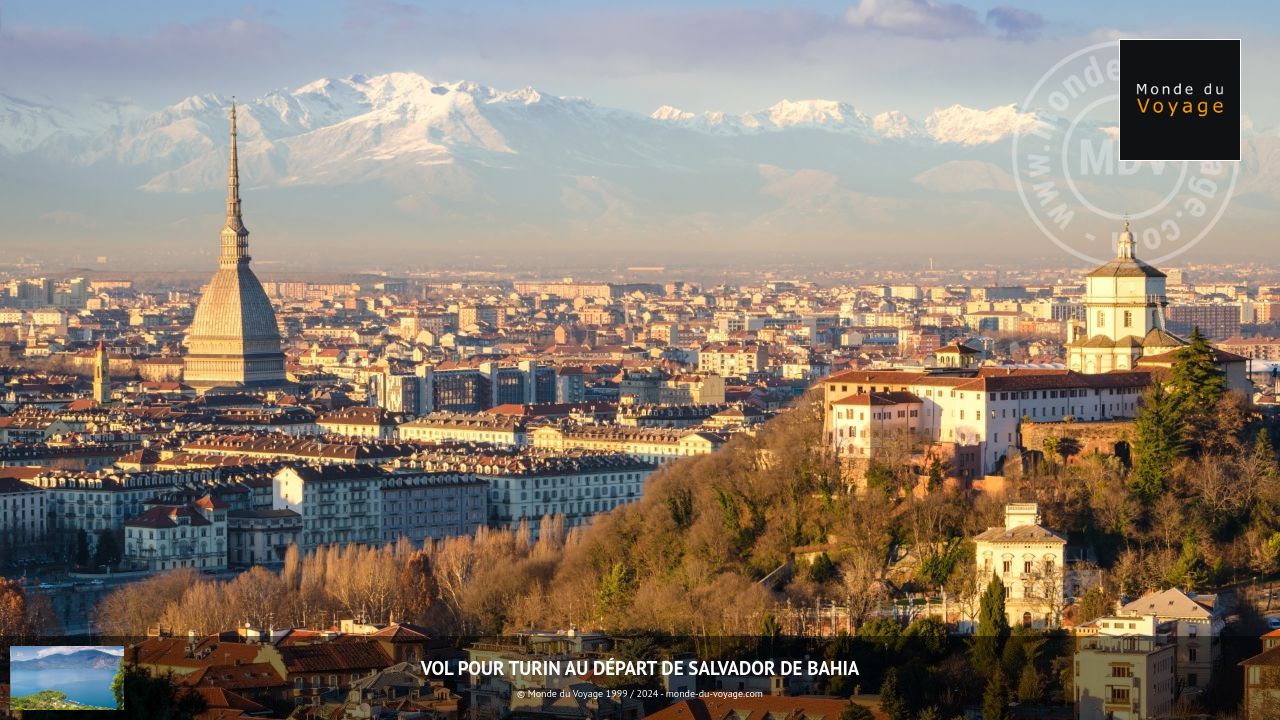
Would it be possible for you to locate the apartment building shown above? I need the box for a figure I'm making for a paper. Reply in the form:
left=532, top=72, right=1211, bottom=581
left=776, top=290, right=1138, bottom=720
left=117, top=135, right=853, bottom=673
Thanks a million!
left=1074, top=614, right=1177, bottom=720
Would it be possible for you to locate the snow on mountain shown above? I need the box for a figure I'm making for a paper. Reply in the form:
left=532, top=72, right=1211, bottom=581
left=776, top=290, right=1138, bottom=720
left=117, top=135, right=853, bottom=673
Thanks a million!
left=872, top=110, right=926, bottom=141
left=649, top=98, right=1037, bottom=145
left=924, top=103, right=1042, bottom=146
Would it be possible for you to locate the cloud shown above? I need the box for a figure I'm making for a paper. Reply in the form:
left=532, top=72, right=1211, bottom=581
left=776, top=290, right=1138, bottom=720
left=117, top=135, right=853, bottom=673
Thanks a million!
left=985, top=6, right=1045, bottom=41
left=845, top=0, right=984, bottom=40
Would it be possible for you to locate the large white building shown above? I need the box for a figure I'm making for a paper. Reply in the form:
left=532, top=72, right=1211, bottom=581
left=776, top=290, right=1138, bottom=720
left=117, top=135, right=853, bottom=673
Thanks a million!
left=973, top=503, right=1067, bottom=629
left=381, top=471, right=488, bottom=544
left=398, top=413, right=529, bottom=447
left=824, top=367, right=1148, bottom=477
left=824, top=223, right=1251, bottom=479
left=273, top=464, right=385, bottom=551
left=529, top=425, right=726, bottom=465
left=479, top=453, right=655, bottom=537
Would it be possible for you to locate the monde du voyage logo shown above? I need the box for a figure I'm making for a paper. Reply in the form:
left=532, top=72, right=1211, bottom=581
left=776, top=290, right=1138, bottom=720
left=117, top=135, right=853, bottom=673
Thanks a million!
left=1120, top=39, right=1241, bottom=161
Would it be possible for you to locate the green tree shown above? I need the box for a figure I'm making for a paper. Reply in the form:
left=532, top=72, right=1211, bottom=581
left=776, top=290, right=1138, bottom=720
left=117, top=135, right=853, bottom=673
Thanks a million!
left=1169, top=327, right=1227, bottom=411
left=878, top=667, right=911, bottom=720
left=1042, top=436, right=1060, bottom=470
left=596, top=562, right=634, bottom=615
left=94, top=529, right=120, bottom=568
left=115, top=663, right=207, bottom=720
left=808, top=552, right=837, bottom=584
left=982, top=670, right=1011, bottom=720
left=903, top=616, right=948, bottom=658
left=74, top=528, right=91, bottom=567
left=975, top=572, right=1010, bottom=669
left=1166, top=532, right=1209, bottom=591
left=1131, top=381, right=1185, bottom=503
left=1168, top=327, right=1227, bottom=454
left=1017, top=664, right=1043, bottom=703
left=1074, top=586, right=1115, bottom=625
left=926, top=456, right=946, bottom=491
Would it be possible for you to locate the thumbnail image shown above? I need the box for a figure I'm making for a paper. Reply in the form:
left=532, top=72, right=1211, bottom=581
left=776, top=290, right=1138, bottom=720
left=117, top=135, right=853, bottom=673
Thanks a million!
left=7, top=647, right=122, bottom=712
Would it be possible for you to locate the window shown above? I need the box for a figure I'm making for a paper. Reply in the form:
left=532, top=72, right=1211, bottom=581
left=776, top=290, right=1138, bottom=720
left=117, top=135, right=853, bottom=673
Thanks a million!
left=1111, top=665, right=1132, bottom=678
left=1097, top=310, right=1105, bottom=326
left=1188, top=647, right=1198, bottom=662
left=1002, top=560, right=1011, bottom=573
left=1123, top=310, right=1133, bottom=327
left=1109, top=687, right=1130, bottom=703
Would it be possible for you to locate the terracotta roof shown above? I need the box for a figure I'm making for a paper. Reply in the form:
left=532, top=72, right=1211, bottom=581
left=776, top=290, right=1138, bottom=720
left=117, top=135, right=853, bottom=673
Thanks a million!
left=831, top=391, right=922, bottom=407
left=133, top=637, right=263, bottom=669
left=125, top=505, right=213, bottom=529
left=279, top=642, right=391, bottom=673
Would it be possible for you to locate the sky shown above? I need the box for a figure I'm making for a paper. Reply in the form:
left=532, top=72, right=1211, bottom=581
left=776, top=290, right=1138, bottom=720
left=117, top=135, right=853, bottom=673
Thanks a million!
left=2, top=0, right=1279, bottom=269
left=3, top=0, right=1278, bottom=120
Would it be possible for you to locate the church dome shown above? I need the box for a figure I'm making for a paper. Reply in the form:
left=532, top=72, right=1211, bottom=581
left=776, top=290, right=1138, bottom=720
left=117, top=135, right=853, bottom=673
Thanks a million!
left=1086, top=221, right=1166, bottom=278
left=187, top=264, right=281, bottom=352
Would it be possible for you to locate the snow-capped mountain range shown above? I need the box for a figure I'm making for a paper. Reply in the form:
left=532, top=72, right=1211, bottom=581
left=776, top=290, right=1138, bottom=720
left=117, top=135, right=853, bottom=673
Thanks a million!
left=0, top=71, right=1273, bottom=264
left=0, top=71, right=1046, bottom=191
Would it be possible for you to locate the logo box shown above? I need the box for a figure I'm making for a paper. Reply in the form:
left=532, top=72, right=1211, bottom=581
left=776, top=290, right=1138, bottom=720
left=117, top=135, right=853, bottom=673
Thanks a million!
left=1119, top=39, right=1240, bottom=161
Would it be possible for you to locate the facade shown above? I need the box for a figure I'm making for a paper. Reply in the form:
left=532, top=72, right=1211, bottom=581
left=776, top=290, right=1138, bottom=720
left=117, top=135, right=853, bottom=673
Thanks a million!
left=24, top=469, right=204, bottom=545
left=370, top=361, right=556, bottom=415
left=124, top=495, right=229, bottom=572
left=479, top=454, right=655, bottom=536
left=698, top=342, right=767, bottom=378
left=380, top=471, right=488, bottom=544
left=316, top=407, right=399, bottom=440
left=272, top=464, right=384, bottom=551
left=973, top=503, right=1067, bottom=629
left=397, top=413, right=528, bottom=446
left=1066, top=222, right=1184, bottom=374
left=1166, top=303, right=1242, bottom=341
left=183, top=102, right=287, bottom=391
left=1074, top=614, right=1177, bottom=720
left=828, top=391, right=922, bottom=459
left=0, top=477, right=46, bottom=549
left=529, top=425, right=726, bottom=465
left=227, top=508, right=302, bottom=566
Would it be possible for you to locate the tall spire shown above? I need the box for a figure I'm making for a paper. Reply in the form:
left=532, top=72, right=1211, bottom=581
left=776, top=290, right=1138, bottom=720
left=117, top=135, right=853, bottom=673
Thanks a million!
left=219, top=97, right=250, bottom=268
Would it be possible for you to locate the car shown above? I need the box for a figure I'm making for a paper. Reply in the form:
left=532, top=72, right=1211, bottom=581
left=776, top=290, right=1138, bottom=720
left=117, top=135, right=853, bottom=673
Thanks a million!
left=1267, top=617, right=1280, bottom=630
